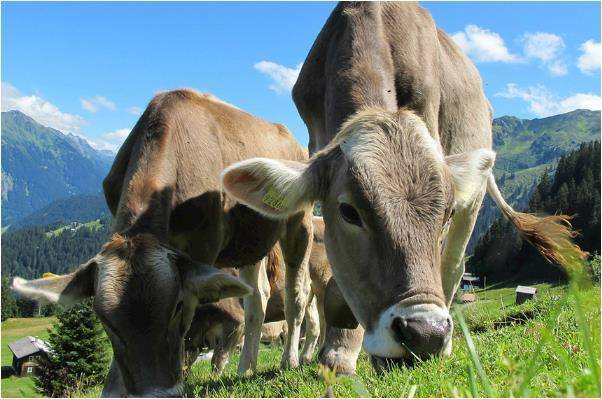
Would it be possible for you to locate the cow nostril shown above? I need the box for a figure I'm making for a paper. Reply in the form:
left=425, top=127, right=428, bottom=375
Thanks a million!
left=391, top=316, right=414, bottom=345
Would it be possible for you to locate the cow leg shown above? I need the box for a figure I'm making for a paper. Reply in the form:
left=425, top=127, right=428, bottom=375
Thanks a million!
left=213, top=323, right=244, bottom=375
left=300, top=293, right=320, bottom=364
left=315, top=290, right=327, bottom=347
left=102, top=358, right=127, bottom=398
left=440, top=190, right=486, bottom=354
left=279, top=210, right=313, bottom=369
left=318, top=325, right=364, bottom=375
left=237, top=257, right=270, bottom=375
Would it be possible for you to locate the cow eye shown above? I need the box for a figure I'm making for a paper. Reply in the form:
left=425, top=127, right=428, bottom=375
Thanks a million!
left=339, top=203, right=362, bottom=227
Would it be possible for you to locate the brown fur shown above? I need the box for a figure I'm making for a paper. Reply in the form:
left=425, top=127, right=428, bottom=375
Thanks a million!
left=285, top=1, right=584, bottom=367
left=186, top=219, right=333, bottom=371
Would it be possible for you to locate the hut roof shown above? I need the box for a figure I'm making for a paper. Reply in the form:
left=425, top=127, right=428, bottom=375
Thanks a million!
left=516, top=285, right=537, bottom=295
left=8, top=336, right=49, bottom=359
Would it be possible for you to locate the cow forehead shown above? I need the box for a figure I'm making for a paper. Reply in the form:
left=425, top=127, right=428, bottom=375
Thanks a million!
left=338, top=108, right=444, bottom=166
left=95, top=240, right=179, bottom=314
left=336, top=109, right=452, bottom=214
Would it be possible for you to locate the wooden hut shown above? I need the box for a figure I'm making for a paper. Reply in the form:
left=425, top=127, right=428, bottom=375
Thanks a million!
left=8, top=336, right=50, bottom=376
left=461, top=273, right=481, bottom=290
left=515, top=285, right=537, bottom=305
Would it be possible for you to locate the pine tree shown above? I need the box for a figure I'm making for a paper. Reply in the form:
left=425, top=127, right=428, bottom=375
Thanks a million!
left=1, top=277, right=18, bottom=320
left=36, top=299, right=109, bottom=397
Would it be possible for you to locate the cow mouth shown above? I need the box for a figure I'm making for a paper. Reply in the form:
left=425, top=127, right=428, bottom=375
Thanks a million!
left=369, top=354, right=417, bottom=372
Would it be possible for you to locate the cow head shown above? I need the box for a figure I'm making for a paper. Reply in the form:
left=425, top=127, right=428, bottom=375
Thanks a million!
left=222, top=108, right=494, bottom=362
left=12, top=233, right=251, bottom=397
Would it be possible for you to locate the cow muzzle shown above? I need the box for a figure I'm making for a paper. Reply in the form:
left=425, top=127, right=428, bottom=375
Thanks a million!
left=363, top=303, right=452, bottom=361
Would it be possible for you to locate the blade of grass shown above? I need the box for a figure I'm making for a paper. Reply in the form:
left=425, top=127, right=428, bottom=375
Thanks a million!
left=516, top=298, right=566, bottom=396
left=569, top=282, right=601, bottom=395
left=467, top=364, right=478, bottom=397
left=456, top=310, right=494, bottom=397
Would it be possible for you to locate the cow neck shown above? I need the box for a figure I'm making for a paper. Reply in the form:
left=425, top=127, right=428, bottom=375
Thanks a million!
left=322, top=3, right=398, bottom=148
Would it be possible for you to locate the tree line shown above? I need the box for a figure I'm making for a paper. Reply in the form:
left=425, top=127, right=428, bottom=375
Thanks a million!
left=1, top=218, right=111, bottom=320
left=469, top=141, right=601, bottom=281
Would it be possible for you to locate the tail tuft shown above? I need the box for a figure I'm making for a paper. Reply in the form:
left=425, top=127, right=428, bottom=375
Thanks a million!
left=506, top=212, right=587, bottom=267
left=486, top=174, right=587, bottom=269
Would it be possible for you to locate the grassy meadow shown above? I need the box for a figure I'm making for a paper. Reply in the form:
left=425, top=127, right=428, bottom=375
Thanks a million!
left=1, top=280, right=599, bottom=398
left=1, top=317, right=55, bottom=398
left=184, top=281, right=600, bottom=398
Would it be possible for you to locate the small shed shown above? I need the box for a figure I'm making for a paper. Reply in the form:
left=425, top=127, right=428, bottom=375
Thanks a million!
left=462, top=293, right=477, bottom=303
left=8, top=336, right=50, bottom=376
left=462, top=273, right=481, bottom=290
left=515, top=285, right=537, bottom=305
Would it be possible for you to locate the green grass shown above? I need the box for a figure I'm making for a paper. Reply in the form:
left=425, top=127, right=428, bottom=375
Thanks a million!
left=184, top=283, right=600, bottom=397
left=3, top=281, right=599, bottom=398
left=1, top=317, right=55, bottom=398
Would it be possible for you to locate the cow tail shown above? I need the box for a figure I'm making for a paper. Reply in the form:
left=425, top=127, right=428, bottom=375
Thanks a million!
left=486, top=174, right=587, bottom=267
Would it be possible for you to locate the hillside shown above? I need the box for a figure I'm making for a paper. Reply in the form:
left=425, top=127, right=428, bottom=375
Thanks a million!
left=1, top=111, right=113, bottom=225
left=469, top=109, right=600, bottom=251
left=6, top=192, right=110, bottom=232
left=1, top=218, right=111, bottom=279
left=470, top=141, right=600, bottom=280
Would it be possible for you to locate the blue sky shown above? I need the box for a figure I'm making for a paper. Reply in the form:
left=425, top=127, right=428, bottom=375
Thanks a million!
left=2, top=2, right=600, bottom=151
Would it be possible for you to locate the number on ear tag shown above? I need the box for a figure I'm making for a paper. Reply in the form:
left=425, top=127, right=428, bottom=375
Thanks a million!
left=262, top=186, right=288, bottom=211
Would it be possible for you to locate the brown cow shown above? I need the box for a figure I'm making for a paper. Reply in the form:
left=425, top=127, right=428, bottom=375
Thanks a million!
left=222, top=2, right=584, bottom=370
left=12, top=89, right=313, bottom=396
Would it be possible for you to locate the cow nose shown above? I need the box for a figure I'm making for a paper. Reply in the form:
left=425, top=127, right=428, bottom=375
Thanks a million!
left=391, top=316, right=451, bottom=357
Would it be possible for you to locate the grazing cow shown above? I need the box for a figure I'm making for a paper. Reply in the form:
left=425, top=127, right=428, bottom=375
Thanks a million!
left=222, top=2, right=584, bottom=369
left=12, top=89, right=313, bottom=396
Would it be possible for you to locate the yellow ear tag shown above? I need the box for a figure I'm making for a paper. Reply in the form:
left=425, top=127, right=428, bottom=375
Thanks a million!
left=262, top=186, right=288, bottom=211
left=42, top=272, right=59, bottom=279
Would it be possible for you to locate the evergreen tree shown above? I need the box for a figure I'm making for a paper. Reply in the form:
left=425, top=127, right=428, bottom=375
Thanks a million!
left=470, top=141, right=600, bottom=280
left=1, top=277, right=18, bottom=320
left=36, top=299, right=109, bottom=397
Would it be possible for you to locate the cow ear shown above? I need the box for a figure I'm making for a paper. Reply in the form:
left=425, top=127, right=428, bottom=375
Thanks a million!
left=221, top=158, right=316, bottom=219
left=182, top=262, right=251, bottom=304
left=445, top=149, right=495, bottom=210
left=11, top=259, right=97, bottom=307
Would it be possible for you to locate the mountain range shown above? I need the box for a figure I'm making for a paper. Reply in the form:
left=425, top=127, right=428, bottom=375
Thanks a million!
left=469, top=109, right=600, bottom=250
left=1, top=109, right=600, bottom=249
left=1, top=111, right=114, bottom=225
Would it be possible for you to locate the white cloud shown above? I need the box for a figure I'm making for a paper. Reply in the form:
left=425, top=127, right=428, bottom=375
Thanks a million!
left=577, top=39, right=601, bottom=74
left=547, top=59, right=568, bottom=77
left=1, top=82, right=86, bottom=133
left=522, top=32, right=567, bottom=76
left=254, top=61, right=302, bottom=94
left=81, top=96, right=116, bottom=113
left=104, top=128, right=130, bottom=142
left=451, top=25, right=520, bottom=63
left=85, top=138, right=119, bottom=152
left=496, top=83, right=601, bottom=117
left=98, top=128, right=131, bottom=152
left=127, top=106, right=142, bottom=115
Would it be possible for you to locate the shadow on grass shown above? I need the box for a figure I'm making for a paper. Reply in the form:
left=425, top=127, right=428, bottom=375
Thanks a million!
left=1, top=366, right=15, bottom=379
left=187, top=368, right=285, bottom=396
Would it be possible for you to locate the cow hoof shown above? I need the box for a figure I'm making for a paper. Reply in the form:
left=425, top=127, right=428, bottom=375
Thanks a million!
left=280, top=356, right=299, bottom=369
left=318, top=349, right=357, bottom=375
left=237, top=368, right=254, bottom=377
left=300, top=355, right=314, bottom=365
